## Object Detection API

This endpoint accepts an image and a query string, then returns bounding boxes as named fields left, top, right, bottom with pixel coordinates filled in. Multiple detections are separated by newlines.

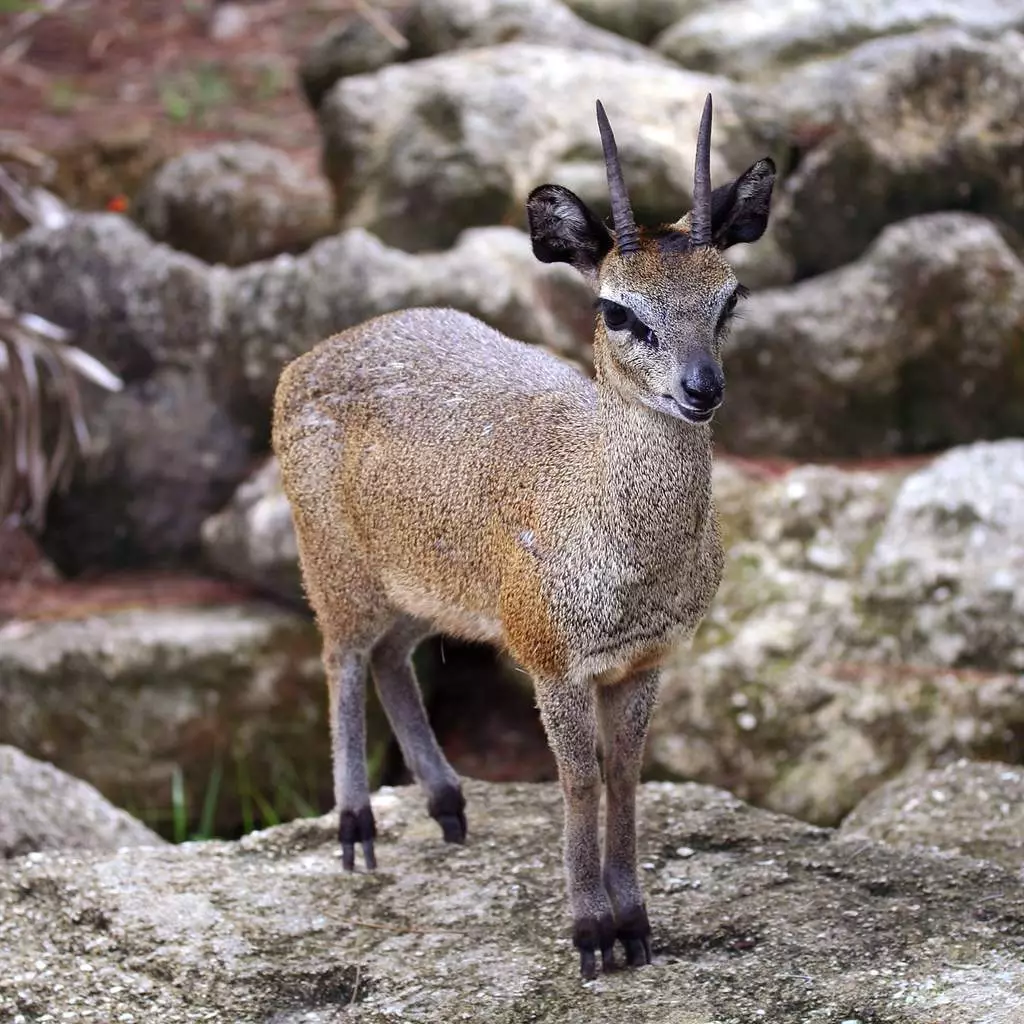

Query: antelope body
left=272, top=97, right=775, bottom=977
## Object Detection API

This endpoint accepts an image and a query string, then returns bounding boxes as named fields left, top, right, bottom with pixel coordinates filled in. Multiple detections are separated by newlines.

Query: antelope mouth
left=663, top=395, right=718, bottom=424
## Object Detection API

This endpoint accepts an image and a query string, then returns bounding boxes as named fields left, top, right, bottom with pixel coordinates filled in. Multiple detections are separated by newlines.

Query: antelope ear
left=711, top=158, right=776, bottom=249
left=527, top=184, right=613, bottom=276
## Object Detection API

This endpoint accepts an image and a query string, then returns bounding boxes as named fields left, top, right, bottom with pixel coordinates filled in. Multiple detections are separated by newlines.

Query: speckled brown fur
left=272, top=99, right=775, bottom=977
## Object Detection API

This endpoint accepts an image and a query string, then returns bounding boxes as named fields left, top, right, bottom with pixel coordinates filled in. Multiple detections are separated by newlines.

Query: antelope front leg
left=597, top=669, right=660, bottom=967
left=535, top=677, right=615, bottom=979
left=326, top=644, right=376, bottom=871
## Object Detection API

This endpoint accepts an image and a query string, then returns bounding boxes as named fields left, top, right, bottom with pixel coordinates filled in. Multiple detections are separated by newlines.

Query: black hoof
left=617, top=904, right=652, bottom=968
left=339, top=806, right=376, bottom=871
left=428, top=785, right=467, bottom=844
left=573, top=913, right=616, bottom=980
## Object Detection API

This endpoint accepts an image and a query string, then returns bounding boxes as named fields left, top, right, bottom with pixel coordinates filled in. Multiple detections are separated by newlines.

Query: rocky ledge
left=2, top=771, right=1022, bottom=1023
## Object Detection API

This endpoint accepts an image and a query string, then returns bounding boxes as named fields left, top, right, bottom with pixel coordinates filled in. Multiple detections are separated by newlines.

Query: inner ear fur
left=710, top=157, right=776, bottom=249
left=526, top=184, right=613, bottom=275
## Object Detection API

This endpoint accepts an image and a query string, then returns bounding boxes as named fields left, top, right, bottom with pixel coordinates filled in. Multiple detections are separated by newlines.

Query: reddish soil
left=0, top=0, right=405, bottom=185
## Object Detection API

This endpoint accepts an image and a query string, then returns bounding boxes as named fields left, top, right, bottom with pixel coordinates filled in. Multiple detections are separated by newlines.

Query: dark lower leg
left=597, top=670, right=660, bottom=967
left=371, top=619, right=465, bottom=842
left=536, top=677, right=614, bottom=979
left=327, top=645, right=376, bottom=871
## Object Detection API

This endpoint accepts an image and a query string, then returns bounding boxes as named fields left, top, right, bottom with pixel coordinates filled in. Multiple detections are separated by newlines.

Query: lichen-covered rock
left=761, top=29, right=1024, bottom=277
left=134, top=142, right=336, bottom=266
left=863, top=440, right=1024, bottom=671
left=216, top=225, right=593, bottom=428
left=654, top=0, right=1024, bottom=79
left=0, top=745, right=164, bottom=858
left=318, top=44, right=758, bottom=252
left=652, top=448, right=1024, bottom=825
left=841, top=760, right=1024, bottom=870
left=564, top=0, right=709, bottom=43
left=1, top=780, right=1022, bottom=1022
left=300, top=0, right=655, bottom=108
left=0, top=603, right=345, bottom=837
left=201, top=458, right=302, bottom=603
left=718, top=213, right=1024, bottom=458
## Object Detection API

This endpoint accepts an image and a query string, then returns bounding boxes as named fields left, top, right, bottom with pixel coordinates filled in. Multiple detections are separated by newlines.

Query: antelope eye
left=725, top=292, right=739, bottom=314
left=600, top=299, right=632, bottom=331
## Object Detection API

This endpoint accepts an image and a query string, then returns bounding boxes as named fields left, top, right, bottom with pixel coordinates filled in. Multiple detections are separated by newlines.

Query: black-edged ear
left=710, top=158, right=776, bottom=249
left=526, top=184, right=614, bottom=276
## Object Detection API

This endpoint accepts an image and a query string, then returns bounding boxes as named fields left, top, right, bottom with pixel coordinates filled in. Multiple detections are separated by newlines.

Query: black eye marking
left=718, top=284, right=749, bottom=331
left=598, top=298, right=658, bottom=348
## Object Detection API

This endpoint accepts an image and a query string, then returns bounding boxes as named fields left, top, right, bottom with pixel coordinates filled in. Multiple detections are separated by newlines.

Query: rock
left=299, top=11, right=412, bottom=107
left=652, top=449, right=1024, bottom=825
left=134, top=142, right=336, bottom=266
left=863, top=440, right=1024, bottom=671
left=49, top=122, right=170, bottom=212
left=201, top=458, right=302, bottom=603
left=318, top=44, right=759, bottom=252
left=216, top=225, right=593, bottom=429
left=299, top=0, right=655, bottom=109
left=718, top=213, right=1024, bottom=458
left=0, top=215, right=251, bottom=570
left=0, top=602, right=352, bottom=838
left=1, top=780, right=1022, bottom=1022
left=0, top=527, right=59, bottom=585
left=654, top=0, right=1024, bottom=79
left=762, top=29, right=1024, bottom=277
left=1, top=215, right=590, bottom=564
left=0, top=745, right=164, bottom=858
left=841, top=760, right=1024, bottom=871
left=564, top=0, right=709, bottom=43
left=42, top=368, right=251, bottom=573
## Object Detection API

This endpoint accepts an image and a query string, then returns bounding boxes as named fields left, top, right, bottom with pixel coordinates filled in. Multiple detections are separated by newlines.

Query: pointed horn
left=595, top=100, right=640, bottom=255
left=690, top=93, right=713, bottom=246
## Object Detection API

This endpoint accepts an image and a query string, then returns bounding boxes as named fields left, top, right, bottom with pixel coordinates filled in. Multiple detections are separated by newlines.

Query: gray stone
left=1, top=780, right=1022, bottom=1022
left=0, top=603, right=335, bottom=838
left=135, top=142, right=336, bottom=267
left=42, top=367, right=251, bottom=573
left=216, top=225, right=593, bottom=427
left=564, top=0, right=709, bottom=43
left=864, top=440, right=1024, bottom=671
left=318, top=44, right=758, bottom=252
left=652, top=448, right=1024, bottom=826
left=718, top=213, right=1024, bottom=458
left=201, top=457, right=303, bottom=603
left=841, top=760, right=1024, bottom=871
left=760, top=29, right=1024, bottom=277
left=0, top=745, right=164, bottom=858
left=655, top=0, right=1024, bottom=79
left=299, top=0, right=656, bottom=109
left=0, top=215, right=250, bottom=569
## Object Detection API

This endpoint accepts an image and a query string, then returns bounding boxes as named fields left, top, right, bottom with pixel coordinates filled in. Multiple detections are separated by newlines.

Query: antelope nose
left=681, top=363, right=724, bottom=411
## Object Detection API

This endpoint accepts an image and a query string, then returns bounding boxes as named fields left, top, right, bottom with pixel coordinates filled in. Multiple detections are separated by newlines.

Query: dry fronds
left=0, top=298, right=123, bottom=531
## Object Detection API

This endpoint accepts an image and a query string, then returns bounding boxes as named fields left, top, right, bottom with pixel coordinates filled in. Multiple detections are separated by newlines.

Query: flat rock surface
left=1, top=780, right=1022, bottom=1022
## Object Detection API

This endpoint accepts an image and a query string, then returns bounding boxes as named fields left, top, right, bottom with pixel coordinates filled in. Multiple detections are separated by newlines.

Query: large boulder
left=216, top=225, right=593, bottom=429
left=200, top=458, right=302, bottom=603
left=651, top=444, right=1024, bottom=825
left=0, top=215, right=250, bottom=570
left=758, top=29, right=1024, bottom=277
left=0, top=215, right=593, bottom=566
left=317, top=44, right=761, bottom=252
left=0, top=745, right=164, bottom=858
left=654, top=0, right=1024, bottom=79
left=134, top=142, right=336, bottom=266
left=718, top=213, right=1024, bottom=458
left=0, top=601, right=351, bottom=838
left=564, top=0, right=710, bottom=43
left=841, top=760, right=1024, bottom=870
left=1, top=780, right=1022, bottom=1022
left=299, top=0, right=655, bottom=107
